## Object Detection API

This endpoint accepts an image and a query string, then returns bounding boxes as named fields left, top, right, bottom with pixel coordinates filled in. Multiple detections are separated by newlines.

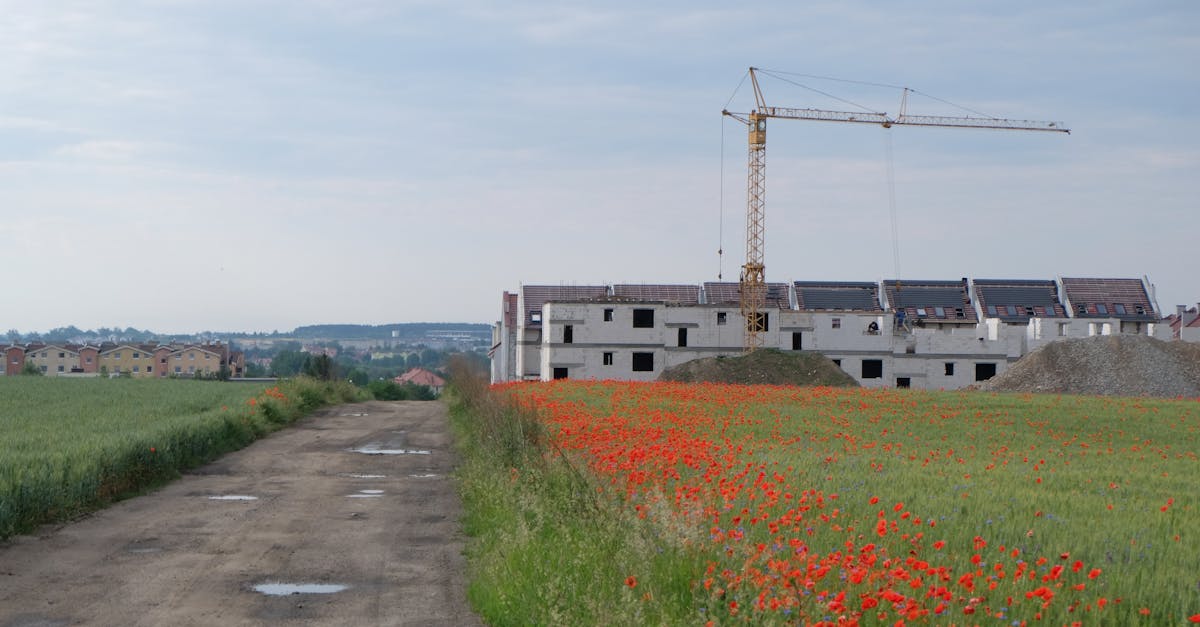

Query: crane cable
left=718, top=114, right=725, bottom=280
left=883, top=128, right=902, bottom=293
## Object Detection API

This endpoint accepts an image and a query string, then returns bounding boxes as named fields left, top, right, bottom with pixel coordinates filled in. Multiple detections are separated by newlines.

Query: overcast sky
left=2, top=1, right=1196, bottom=334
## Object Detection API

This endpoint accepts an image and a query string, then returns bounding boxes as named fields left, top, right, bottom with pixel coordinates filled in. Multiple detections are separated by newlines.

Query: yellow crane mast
left=723, top=67, right=1069, bottom=352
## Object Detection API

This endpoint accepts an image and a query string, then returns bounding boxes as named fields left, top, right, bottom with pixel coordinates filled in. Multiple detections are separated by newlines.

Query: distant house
left=1168, top=304, right=1200, bottom=342
left=394, top=368, right=446, bottom=395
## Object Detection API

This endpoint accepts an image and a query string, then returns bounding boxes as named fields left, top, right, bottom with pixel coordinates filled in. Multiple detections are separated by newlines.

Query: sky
left=1, top=1, right=1197, bottom=334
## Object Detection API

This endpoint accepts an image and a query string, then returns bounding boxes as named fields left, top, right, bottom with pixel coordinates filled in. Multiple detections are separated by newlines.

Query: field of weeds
left=456, top=378, right=1200, bottom=625
left=0, top=376, right=364, bottom=539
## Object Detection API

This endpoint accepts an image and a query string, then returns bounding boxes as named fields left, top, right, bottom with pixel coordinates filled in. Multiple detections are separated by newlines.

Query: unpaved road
left=0, top=401, right=482, bottom=627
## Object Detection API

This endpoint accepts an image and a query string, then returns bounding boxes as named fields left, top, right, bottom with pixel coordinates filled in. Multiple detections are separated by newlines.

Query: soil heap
left=659, top=349, right=859, bottom=387
left=980, top=335, right=1200, bottom=398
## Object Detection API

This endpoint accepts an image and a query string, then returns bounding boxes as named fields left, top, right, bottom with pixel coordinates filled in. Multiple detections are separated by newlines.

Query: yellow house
left=25, top=345, right=80, bottom=376
left=166, top=345, right=222, bottom=377
left=99, top=344, right=158, bottom=377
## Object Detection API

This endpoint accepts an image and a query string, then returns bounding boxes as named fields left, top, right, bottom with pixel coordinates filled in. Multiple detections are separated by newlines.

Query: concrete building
left=491, top=276, right=1170, bottom=390
left=1167, top=304, right=1200, bottom=342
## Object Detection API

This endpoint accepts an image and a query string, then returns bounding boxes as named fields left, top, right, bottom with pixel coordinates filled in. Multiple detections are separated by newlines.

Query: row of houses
left=490, top=277, right=1175, bottom=390
left=1, top=342, right=246, bottom=378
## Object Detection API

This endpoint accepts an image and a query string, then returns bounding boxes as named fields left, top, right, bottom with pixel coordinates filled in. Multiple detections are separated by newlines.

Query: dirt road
left=0, top=401, right=482, bottom=627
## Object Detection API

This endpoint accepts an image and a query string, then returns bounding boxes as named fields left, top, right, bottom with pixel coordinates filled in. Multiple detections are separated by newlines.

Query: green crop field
left=453, top=378, right=1200, bottom=625
left=0, top=376, right=363, bottom=539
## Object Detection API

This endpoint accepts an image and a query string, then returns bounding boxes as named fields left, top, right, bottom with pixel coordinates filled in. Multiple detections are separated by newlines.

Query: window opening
left=632, top=309, right=654, bottom=328
left=564, top=325, right=573, bottom=344
left=896, top=377, right=911, bottom=389
left=602, top=352, right=613, bottom=366
left=677, top=328, right=688, bottom=347
left=791, top=332, right=802, bottom=350
left=553, top=367, right=568, bottom=380
left=716, top=312, right=727, bottom=325
left=603, top=308, right=614, bottom=322
left=862, top=359, right=883, bottom=379
left=944, top=362, right=955, bottom=376
left=975, top=362, right=997, bottom=381
left=632, top=352, right=654, bottom=372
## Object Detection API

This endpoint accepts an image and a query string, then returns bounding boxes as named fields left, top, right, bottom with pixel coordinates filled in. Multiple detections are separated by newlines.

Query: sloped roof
left=521, top=285, right=609, bottom=327
left=884, top=279, right=977, bottom=323
left=974, top=279, right=1065, bottom=321
left=794, top=281, right=881, bottom=312
left=396, top=368, right=445, bottom=387
left=1061, top=277, right=1156, bottom=320
left=612, top=284, right=701, bottom=304
left=703, top=282, right=791, bottom=308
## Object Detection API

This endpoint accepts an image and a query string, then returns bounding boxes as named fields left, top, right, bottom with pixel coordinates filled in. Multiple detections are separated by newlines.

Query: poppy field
left=467, top=379, right=1200, bottom=625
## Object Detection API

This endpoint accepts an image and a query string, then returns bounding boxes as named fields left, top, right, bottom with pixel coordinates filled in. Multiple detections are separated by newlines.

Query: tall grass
left=0, top=376, right=365, bottom=539
left=446, top=359, right=705, bottom=626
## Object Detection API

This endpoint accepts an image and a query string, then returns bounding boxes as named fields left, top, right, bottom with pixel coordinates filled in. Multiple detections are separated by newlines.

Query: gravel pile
left=981, top=335, right=1200, bottom=398
left=660, top=349, right=858, bottom=387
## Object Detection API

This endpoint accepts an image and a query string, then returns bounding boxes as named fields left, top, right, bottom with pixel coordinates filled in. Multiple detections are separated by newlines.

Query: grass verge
left=446, top=361, right=707, bottom=625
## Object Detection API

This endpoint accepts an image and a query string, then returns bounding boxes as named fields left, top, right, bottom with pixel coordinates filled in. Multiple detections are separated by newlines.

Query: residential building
left=1, top=342, right=245, bottom=378
left=491, top=276, right=1169, bottom=390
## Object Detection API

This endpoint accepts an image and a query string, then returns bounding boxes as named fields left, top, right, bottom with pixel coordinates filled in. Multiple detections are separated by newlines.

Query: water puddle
left=408, top=473, right=439, bottom=478
left=358, top=489, right=384, bottom=494
left=208, top=495, right=258, bottom=501
left=347, top=488, right=384, bottom=498
left=341, top=473, right=387, bottom=479
left=349, top=446, right=430, bottom=455
left=340, top=412, right=369, bottom=417
left=253, top=583, right=348, bottom=596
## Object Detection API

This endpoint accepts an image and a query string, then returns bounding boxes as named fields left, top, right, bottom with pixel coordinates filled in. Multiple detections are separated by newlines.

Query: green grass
left=0, top=376, right=365, bottom=539
left=454, top=378, right=1200, bottom=625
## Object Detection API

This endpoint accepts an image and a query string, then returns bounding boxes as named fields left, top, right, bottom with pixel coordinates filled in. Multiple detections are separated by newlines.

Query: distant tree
left=270, top=350, right=308, bottom=377
left=21, top=362, right=42, bottom=376
left=346, top=367, right=370, bottom=387
left=405, top=352, right=421, bottom=369
left=304, top=354, right=336, bottom=381
left=244, top=362, right=267, bottom=378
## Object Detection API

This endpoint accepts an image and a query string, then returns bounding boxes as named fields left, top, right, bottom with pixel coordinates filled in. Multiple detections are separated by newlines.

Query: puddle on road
left=408, top=473, right=440, bottom=478
left=339, top=412, right=369, bottom=417
left=253, top=583, right=348, bottom=596
left=358, top=489, right=384, bottom=494
left=348, top=446, right=430, bottom=456
left=346, top=489, right=384, bottom=498
left=208, top=495, right=259, bottom=501
left=340, top=473, right=387, bottom=479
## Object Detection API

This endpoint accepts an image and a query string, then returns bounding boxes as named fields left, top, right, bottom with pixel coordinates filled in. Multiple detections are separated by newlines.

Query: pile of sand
left=659, top=349, right=858, bottom=387
left=980, top=335, right=1200, bottom=398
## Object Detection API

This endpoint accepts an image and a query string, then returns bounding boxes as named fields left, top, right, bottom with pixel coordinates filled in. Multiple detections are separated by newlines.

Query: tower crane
left=722, top=67, right=1069, bottom=352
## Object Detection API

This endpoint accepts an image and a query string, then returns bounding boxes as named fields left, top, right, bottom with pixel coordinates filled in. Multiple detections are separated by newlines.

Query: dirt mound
left=981, top=335, right=1200, bottom=397
left=659, top=349, right=859, bottom=387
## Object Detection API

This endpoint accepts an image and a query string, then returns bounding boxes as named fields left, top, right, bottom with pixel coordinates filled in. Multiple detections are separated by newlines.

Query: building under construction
left=489, top=276, right=1168, bottom=389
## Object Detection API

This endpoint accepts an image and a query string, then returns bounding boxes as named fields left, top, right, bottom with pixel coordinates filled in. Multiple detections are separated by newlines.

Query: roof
left=794, top=281, right=881, bottom=312
left=883, top=279, right=977, bottom=323
left=1060, top=277, right=1156, bottom=320
left=612, top=284, right=701, bottom=304
left=395, top=368, right=445, bottom=387
left=973, top=279, right=1065, bottom=322
left=521, top=285, right=609, bottom=327
left=703, top=282, right=791, bottom=308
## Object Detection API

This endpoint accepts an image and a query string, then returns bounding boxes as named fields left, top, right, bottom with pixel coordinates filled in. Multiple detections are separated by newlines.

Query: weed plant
left=0, top=376, right=364, bottom=539
left=447, top=360, right=706, bottom=626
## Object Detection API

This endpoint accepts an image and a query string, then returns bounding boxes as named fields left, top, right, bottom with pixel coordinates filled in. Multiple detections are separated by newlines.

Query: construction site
left=489, top=69, right=1189, bottom=393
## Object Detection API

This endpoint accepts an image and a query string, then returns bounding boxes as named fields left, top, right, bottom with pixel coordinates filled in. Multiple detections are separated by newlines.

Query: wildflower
left=625, top=576, right=637, bottom=588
